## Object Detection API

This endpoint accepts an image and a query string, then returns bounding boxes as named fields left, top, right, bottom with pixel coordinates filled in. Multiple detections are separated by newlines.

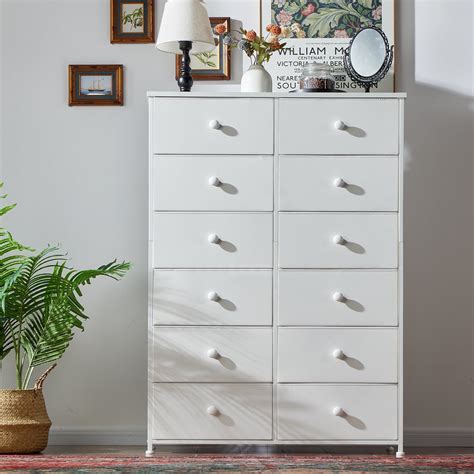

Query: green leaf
left=328, top=0, right=369, bottom=23
left=303, top=8, right=348, bottom=38
left=358, top=0, right=374, bottom=8
left=284, top=2, right=302, bottom=15
left=0, top=186, right=131, bottom=388
left=0, top=203, right=16, bottom=217
left=17, top=256, right=130, bottom=386
left=194, top=51, right=217, bottom=68
left=122, top=6, right=144, bottom=28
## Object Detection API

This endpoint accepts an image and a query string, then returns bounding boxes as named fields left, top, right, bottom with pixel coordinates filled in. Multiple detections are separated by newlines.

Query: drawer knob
left=208, top=233, right=221, bottom=244
left=333, top=234, right=346, bottom=245
left=207, top=405, right=220, bottom=416
left=332, top=292, right=346, bottom=303
left=332, top=406, right=346, bottom=417
left=207, top=291, right=220, bottom=302
left=332, top=348, right=346, bottom=360
left=333, top=177, right=347, bottom=188
left=209, top=119, right=222, bottom=130
left=334, top=120, right=346, bottom=130
left=207, top=348, right=220, bottom=359
left=209, top=176, right=222, bottom=187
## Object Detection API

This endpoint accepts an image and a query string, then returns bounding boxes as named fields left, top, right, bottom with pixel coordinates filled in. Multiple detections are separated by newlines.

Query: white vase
left=240, top=64, right=272, bottom=93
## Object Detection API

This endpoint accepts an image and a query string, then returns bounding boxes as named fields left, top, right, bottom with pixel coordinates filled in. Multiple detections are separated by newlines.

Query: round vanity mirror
left=343, top=27, right=394, bottom=92
left=351, top=28, right=387, bottom=77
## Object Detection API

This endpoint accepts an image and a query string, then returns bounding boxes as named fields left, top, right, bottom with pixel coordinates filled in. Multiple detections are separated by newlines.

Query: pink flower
left=276, top=10, right=293, bottom=26
left=245, top=30, right=257, bottom=41
left=270, top=24, right=282, bottom=35
left=372, top=5, right=382, bottom=20
left=302, top=3, right=316, bottom=17
left=214, top=24, right=227, bottom=35
left=334, top=29, right=349, bottom=38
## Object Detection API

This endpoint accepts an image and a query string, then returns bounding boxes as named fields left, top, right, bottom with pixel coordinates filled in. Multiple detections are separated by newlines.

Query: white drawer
left=277, top=385, right=397, bottom=440
left=153, top=213, right=273, bottom=268
left=279, top=156, right=398, bottom=211
left=153, top=155, right=273, bottom=211
left=153, top=383, right=272, bottom=440
left=279, top=99, right=399, bottom=155
left=278, top=328, right=397, bottom=383
left=278, top=270, right=398, bottom=326
left=152, top=98, right=273, bottom=155
left=279, top=213, right=398, bottom=269
left=153, top=270, right=272, bottom=326
left=153, top=327, right=272, bottom=382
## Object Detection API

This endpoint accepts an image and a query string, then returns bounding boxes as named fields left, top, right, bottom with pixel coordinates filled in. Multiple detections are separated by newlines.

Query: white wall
left=396, top=0, right=474, bottom=445
left=0, top=0, right=472, bottom=446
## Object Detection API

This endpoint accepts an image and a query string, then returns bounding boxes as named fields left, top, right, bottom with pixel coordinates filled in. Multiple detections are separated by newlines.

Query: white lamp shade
left=156, top=0, right=215, bottom=54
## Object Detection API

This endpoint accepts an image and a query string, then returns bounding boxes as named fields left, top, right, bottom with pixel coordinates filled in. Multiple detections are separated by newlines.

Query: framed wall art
left=175, top=17, right=231, bottom=81
left=68, top=65, right=124, bottom=106
left=261, top=0, right=395, bottom=92
left=110, top=0, right=155, bottom=43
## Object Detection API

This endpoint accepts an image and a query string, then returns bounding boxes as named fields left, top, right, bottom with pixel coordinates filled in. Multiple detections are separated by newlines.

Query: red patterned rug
left=0, top=454, right=473, bottom=473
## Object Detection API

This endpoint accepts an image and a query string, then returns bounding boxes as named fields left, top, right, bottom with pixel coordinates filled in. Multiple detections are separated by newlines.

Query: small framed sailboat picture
left=68, top=65, right=124, bottom=106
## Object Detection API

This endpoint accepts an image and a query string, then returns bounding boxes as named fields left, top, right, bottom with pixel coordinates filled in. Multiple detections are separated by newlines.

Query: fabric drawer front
left=153, top=270, right=272, bottom=326
left=152, top=98, right=273, bottom=155
left=153, top=155, right=274, bottom=211
left=279, top=213, right=398, bottom=269
left=153, top=327, right=272, bottom=382
left=279, top=156, right=398, bottom=211
left=279, top=99, right=398, bottom=155
left=278, top=270, right=398, bottom=326
left=153, top=213, right=273, bottom=268
left=152, top=383, right=272, bottom=440
left=277, top=385, right=397, bottom=440
left=278, top=328, right=397, bottom=383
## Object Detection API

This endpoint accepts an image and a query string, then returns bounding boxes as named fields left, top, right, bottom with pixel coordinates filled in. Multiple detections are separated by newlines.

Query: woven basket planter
left=0, top=364, right=55, bottom=454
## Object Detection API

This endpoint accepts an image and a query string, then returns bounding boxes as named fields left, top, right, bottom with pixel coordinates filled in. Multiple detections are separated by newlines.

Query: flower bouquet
left=214, top=23, right=286, bottom=66
left=214, top=22, right=287, bottom=92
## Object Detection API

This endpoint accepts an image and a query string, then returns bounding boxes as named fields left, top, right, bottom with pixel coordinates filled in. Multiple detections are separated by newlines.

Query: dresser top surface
left=147, top=91, right=407, bottom=99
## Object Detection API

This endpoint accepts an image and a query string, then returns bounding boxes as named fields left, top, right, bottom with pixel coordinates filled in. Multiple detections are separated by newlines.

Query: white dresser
left=147, top=92, right=406, bottom=456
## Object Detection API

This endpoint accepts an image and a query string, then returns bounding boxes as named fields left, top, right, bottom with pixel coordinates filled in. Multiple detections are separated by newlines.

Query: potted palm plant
left=0, top=185, right=130, bottom=453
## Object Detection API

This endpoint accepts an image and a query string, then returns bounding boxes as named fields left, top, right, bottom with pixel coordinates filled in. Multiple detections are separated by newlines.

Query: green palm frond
left=0, top=184, right=131, bottom=388
left=23, top=259, right=130, bottom=367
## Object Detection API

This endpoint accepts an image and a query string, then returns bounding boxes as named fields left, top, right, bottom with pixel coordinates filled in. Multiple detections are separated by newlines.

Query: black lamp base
left=178, top=40, right=193, bottom=92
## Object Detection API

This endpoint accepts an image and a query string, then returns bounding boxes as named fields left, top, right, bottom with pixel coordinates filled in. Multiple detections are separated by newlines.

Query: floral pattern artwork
left=272, top=0, right=382, bottom=39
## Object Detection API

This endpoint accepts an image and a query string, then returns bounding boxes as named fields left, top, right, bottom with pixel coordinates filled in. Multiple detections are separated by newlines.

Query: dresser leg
left=396, top=451, right=405, bottom=458
left=145, top=445, right=154, bottom=457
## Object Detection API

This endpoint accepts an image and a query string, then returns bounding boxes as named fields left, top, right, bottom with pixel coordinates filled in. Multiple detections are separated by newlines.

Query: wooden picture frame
left=68, top=65, right=124, bottom=106
left=175, top=17, right=231, bottom=81
left=110, top=0, right=155, bottom=44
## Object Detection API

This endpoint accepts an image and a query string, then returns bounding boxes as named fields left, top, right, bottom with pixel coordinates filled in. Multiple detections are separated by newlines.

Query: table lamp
left=156, top=0, right=215, bottom=92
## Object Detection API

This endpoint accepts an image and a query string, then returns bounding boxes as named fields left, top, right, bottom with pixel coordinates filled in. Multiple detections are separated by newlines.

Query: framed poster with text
left=262, top=0, right=395, bottom=92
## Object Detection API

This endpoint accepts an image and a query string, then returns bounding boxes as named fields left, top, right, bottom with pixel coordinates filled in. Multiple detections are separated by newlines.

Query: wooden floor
left=44, top=445, right=474, bottom=455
